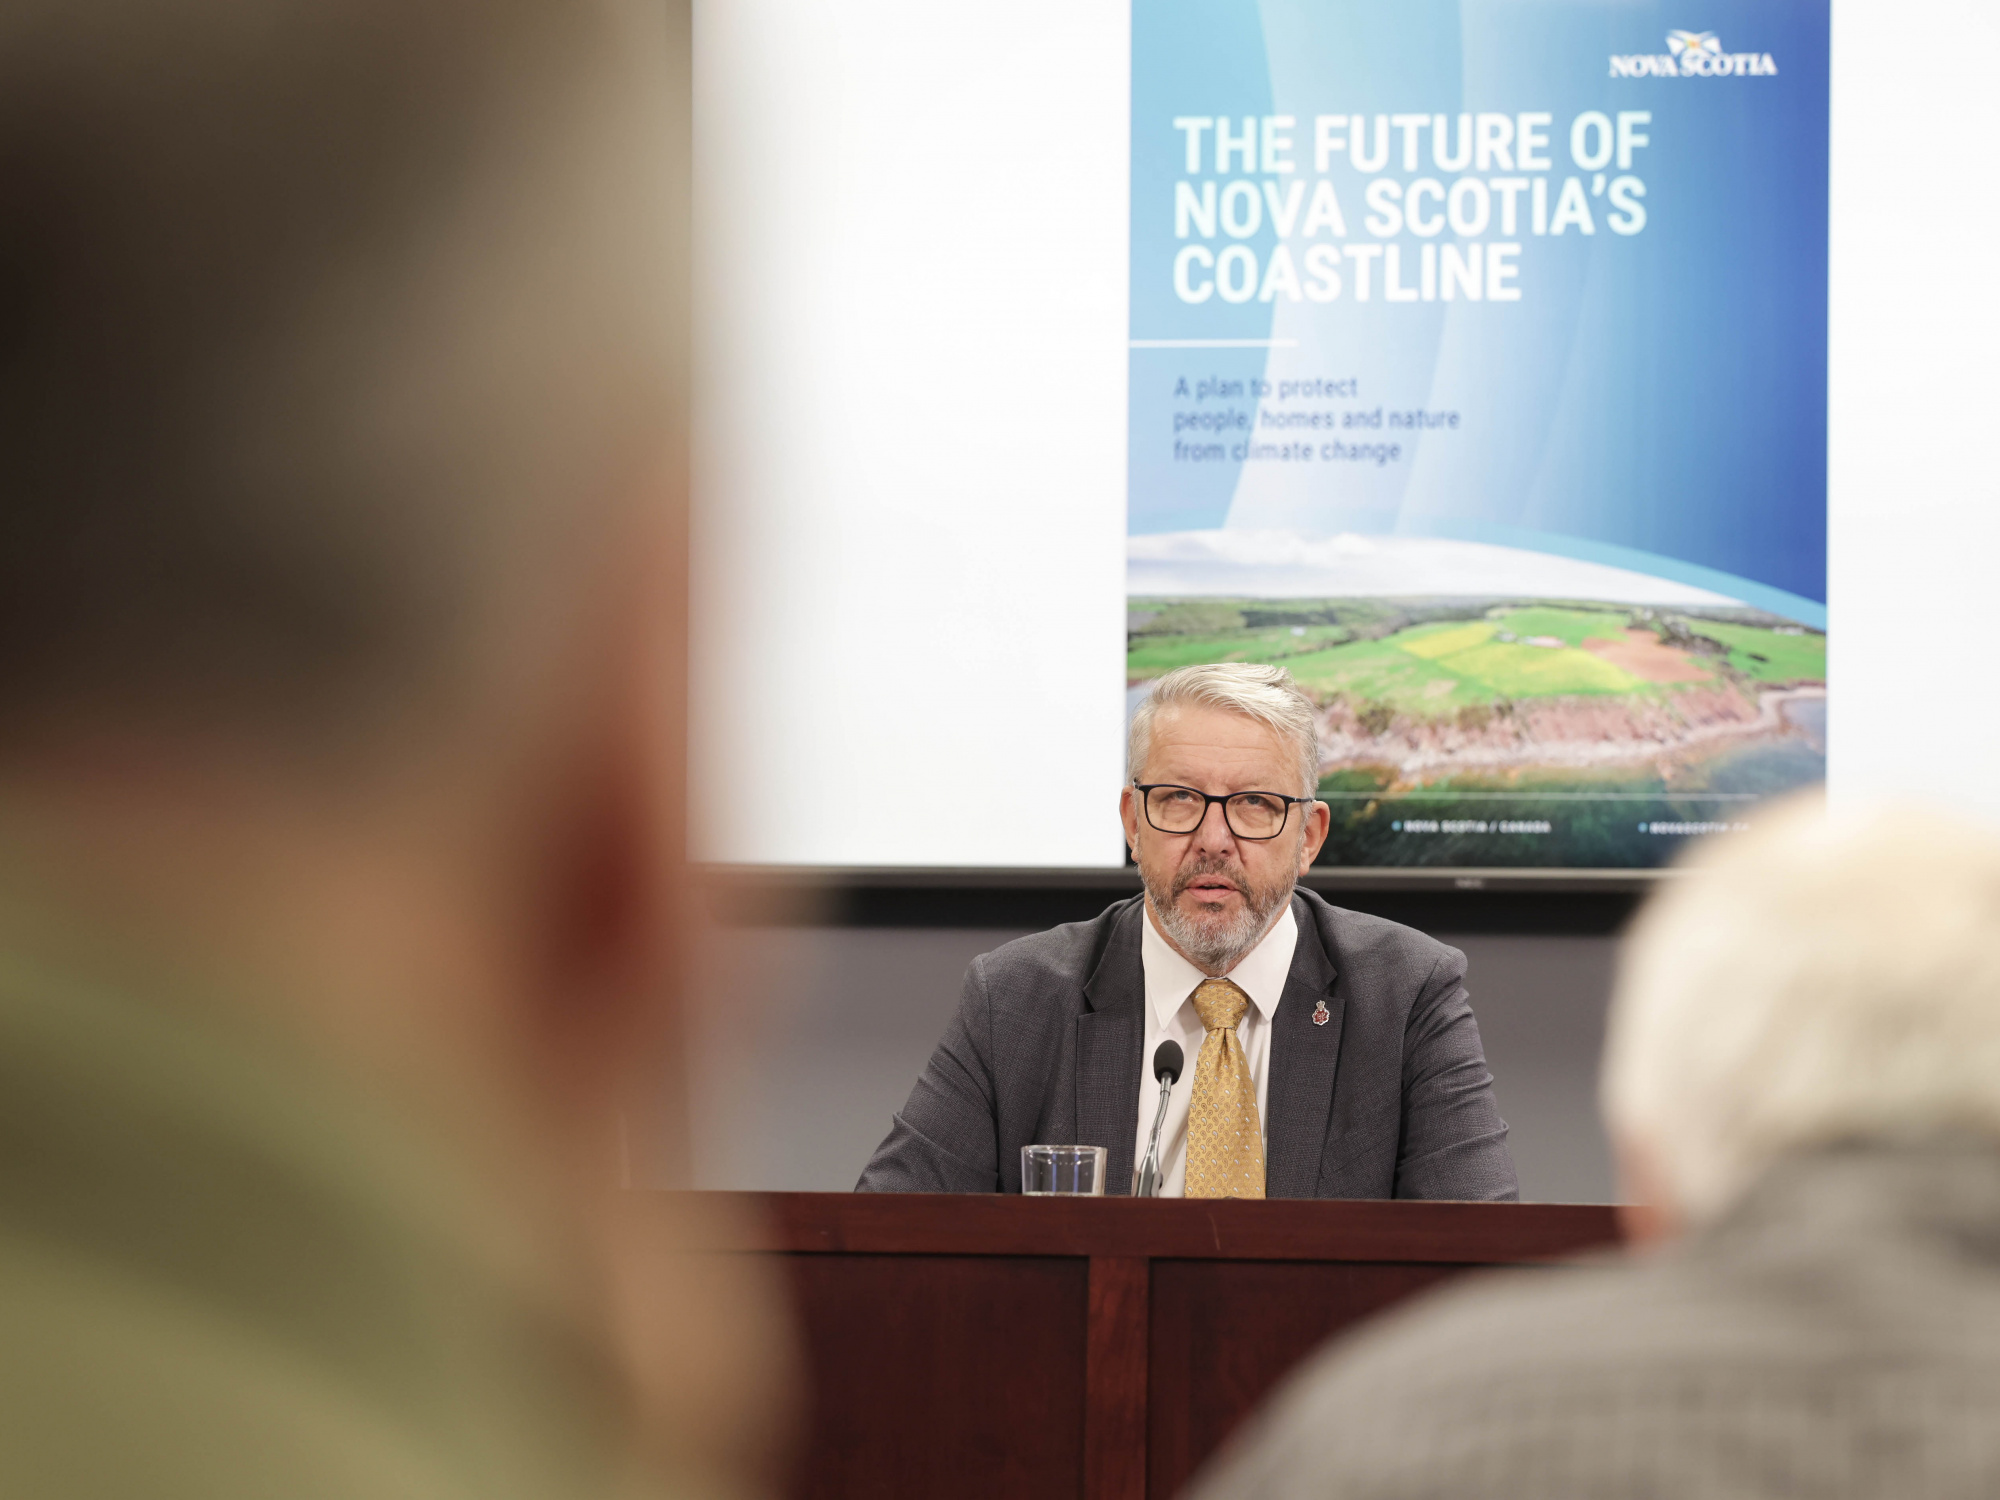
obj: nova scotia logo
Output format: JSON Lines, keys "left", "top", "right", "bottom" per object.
{"left": 1612, "top": 30, "right": 1777, "bottom": 77}
{"left": 1665, "top": 30, "right": 1722, "bottom": 61}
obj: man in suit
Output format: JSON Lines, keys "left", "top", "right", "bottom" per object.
{"left": 1193, "top": 796, "right": 2000, "bottom": 1498}
{"left": 858, "top": 663, "right": 1516, "bottom": 1200}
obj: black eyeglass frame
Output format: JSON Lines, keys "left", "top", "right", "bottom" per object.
{"left": 1130, "top": 781, "right": 1315, "bottom": 841}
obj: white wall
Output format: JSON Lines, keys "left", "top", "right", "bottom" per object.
{"left": 1827, "top": 0, "right": 2000, "bottom": 818}
{"left": 691, "top": 0, "right": 1131, "bottom": 867}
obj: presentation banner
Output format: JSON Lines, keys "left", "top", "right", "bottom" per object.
{"left": 1127, "top": 0, "right": 1828, "bottom": 869}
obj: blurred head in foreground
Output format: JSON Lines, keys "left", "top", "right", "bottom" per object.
{"left": 0, "top": 1, "right": 781, "bottom": 1495}
{"left": 1604, "top": 796, "right": 2000, "bottom": 1234}
{"left": 1191, "top": 795, "right": 2000, "bottom": 1500}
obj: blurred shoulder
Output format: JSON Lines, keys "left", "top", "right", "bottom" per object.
{"left": 1190, "top": 1249, "right": 1714, "bottom": 1499}
{"left": 1294, "top": 1249, "right": 1663, "bottom": 1393}
{"left": 0, "top": 1231, "right": 425, "bottom": 1495}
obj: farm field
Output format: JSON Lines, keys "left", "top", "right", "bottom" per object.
{"left": 1127, "top": 596, "right": 1827, "bottom": 869}
{"left": 1129, "top": 602, "right": 1822, "bottom": 711}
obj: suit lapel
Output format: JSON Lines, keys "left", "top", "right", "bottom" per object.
{"left": 1076, "top": 900, "right": 1146, "bottom": 1196}
{"left": 1263, "top": 895, "right": 1345, "bottom": 1198}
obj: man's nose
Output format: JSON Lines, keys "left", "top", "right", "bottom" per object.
{"left": 1191, "top": 797, "right": 1238, "bottom": 850}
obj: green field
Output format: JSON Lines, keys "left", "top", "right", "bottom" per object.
{"left": 1125, "top": 595, "right": 1825, "bottom": 869}
{"left": 1691, "top": 620, "right": 1828, "bottom": 682}
{"left": 1128, "top": 599, "right": 1824, "bottom": 714}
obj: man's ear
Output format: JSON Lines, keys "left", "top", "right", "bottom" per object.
{"left": 1296, "top": 799, "right": 1331, "bottom": 874}
{"left": 1119, "top": 783, "right": 1141, "bottom": 859}
{"left": 527, "top": 503, "right": 686, "bottom": 1171}
{"left": 1613, "top": 1131, "right": 1685, "bottom": 1247}
{"left": 545, "top": 672, "right": 668, "bottom": 1064}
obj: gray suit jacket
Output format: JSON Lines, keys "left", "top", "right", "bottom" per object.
{"left": 1192, "top": 1141, "right": 2000, "bottom": 1499}
{"left": 856, "top": 890, "right": 1517, "bottom": 1200}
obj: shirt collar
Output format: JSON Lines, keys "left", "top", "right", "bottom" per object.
{"left": 1140, "top": 896, "right": 1299, "bottom": 1030}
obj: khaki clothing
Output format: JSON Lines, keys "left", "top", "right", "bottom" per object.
{"left": 0, "top": 933, "right": 651, "bottom": 1499}
{"left": 1194, "top": 1142, "right": 2000, "bottom": 1499}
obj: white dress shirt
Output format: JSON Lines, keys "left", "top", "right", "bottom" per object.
{"left": 1132, "top": 900, "right": 1299, "bottom": 1197}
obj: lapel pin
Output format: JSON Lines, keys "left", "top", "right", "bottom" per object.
{"left": 1312, "top": 999, "right": 1331, "bottom": 1027}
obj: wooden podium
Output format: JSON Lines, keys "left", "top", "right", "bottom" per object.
{"left": 675, "top": 1192, "right": 1620, "bottom": 1499}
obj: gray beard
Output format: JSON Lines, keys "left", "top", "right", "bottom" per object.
{"left": 1143, "top": 853, "right": 1296, "bottom": 974}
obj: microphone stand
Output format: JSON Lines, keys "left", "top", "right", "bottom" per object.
{"left": 1135, "top": 1072, "right": 1174, "bottom": 1198}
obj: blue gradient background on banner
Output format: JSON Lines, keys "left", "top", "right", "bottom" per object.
{"left": 1128, "top": 0, "right": 1828, "bottom": 624}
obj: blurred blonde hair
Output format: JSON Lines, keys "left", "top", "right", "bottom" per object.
{"left": 1602, "top": 794, "right": 2000, "bottom": 1222}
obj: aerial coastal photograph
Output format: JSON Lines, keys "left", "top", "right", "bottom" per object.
{"left": 1127, "top": 594, "right": 1826, "bottom": 868}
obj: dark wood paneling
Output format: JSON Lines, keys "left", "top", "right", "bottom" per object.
{"left": 1086, "top": 1257, "right": 1149, "bottom": 1500}
{"left": 784, "top": 1253, "right": 1088, "bottom": 1500}
{"left": 653, "top": 1194, "right": 1623, "bottom": 1499}
{"left": 682, "top": 1190, "right": 1619, "bottom": 1265}
{"left": 1146, "top": 1259, "right": 1466, "bottom": 1498}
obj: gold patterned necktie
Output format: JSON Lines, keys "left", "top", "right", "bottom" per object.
{"left": 1184, "top": 978, "right": 1265, "bottom": 1199}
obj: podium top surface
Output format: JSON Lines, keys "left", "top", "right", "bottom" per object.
{"left": 656, "top": 1191, "right": 1622, "bottom": 1264}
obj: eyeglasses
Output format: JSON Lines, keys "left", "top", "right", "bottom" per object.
{"left": 1132, "top": 782, "right": 1312, "bottom": 841}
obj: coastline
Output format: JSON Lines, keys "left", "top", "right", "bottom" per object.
{"left": 1316, "top": 685, "right": 1827, "bottom": 785}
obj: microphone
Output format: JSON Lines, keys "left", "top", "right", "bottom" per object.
{"left": 1134, "top": 1040, "right": 1185, "bottom": 1198}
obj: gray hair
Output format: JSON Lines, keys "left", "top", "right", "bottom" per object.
{"left": 1127, "top": 663, "right": 1321, "bottom": 796}
{"left": 1602, "top": 795, "right": 2000, "bottom": 1224}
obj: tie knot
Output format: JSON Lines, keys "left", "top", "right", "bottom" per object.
{"left": 1192, "top": 978, "right": 1249, "bottom": 1033}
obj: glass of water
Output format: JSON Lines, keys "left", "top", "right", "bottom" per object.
{"left": 1021, "top": 1144, "right": 1107, "bottom": 1195}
